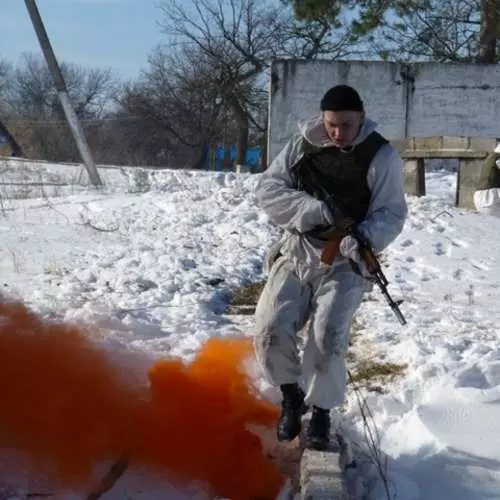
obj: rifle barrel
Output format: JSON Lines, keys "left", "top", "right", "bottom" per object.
{"left": 377, "top": 281, "right": 407, "bottom": 325}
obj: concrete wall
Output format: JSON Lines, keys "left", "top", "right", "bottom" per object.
{"left": 268, "top": 60, "right": 500, "bottom": 162}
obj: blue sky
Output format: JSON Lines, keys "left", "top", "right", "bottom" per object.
{"left": 2, "top": 0, "right": 165, "bottom": 80}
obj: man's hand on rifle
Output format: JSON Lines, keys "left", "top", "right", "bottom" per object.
{"left": 339, "top": 235, "right": 372, "bottom": 278}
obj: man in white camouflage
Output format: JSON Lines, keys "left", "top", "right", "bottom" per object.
{"left": 473, "top": 143, "right": 500, "bottom": 217}
{"left": 253, "top": 85, "right": 408, "bottom": 450}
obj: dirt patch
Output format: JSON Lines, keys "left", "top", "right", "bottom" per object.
{"left": 347, "top": 317, "right": 407, "bottom": 394}
{"left": 227, "top": 280, "right": 266, "bottom": 315}
{"left": 349, "top": 358, "right": 408, "bottom": 394}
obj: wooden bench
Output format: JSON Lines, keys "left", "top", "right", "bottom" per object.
{"left": 391, "top": 137, "right": 497, "bottom": 209}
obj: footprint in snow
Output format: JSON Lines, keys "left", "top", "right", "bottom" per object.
{"left": 416, "top": 267, "right": 441, "bottom": 282}
{"left": 409, "top": 221, "right": 425, "bottom": 231}
{"left": 469, "top": 259, "right": 490, "bottom": 271}
{"left": 434, "top": 242, "right": 446, "bottom": 256}
{"left": 447, "top": 237, "right": 469, "bottom": 249}
{"left": 400, "top": 239, "right": 414, "bottom": 248}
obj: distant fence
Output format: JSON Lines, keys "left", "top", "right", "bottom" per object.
{"left": 0, "top": 144, "right": 265, "bottom": 173}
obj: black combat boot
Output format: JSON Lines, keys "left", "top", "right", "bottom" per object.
{"left": 305, "top": 406, "right": 331, "bottom": 451}
{"left": 277, "top": 383, "right": 306, "bottom": 442}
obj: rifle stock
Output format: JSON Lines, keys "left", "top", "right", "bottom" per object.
{"left": 318, "top": 217, "right": 356, "bottom": 266}
{"left": 320, "top": 236, "right": 342, "bottom": 266}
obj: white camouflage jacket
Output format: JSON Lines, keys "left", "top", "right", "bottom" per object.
{"left": 255, "top": 115, "right": 408, "bottom": 280}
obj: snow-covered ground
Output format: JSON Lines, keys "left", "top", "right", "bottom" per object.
{"left": 0, "top": 158, "right": 499, "bottom": 499}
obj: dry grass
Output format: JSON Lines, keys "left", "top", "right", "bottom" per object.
{"left": 348, "top": 317, "right": 365, "bottom": 344}
{"left": 230, "top": 280, "right": 266, "bottom": 306}
{"left": 349, "top": 359, "right": 408, "bottom": 394}
{"left": 347, "top": 316, "right": 407, "bottom": 394}
{"left": 227, "top": 280, "right": 266, "bottom": 315}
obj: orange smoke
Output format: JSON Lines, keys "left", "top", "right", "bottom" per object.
{"left": 0, "top": 299, "right": 283, "bottom": 499}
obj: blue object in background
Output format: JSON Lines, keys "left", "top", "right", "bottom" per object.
{"left": 210, "top": 145, "right": 262, "bottom": 171}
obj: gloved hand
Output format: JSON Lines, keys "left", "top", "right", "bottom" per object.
{"left": 339, "top": 235, "right": 361, "bottom": 263}
{"left": 339, "top": 235, "right": 371, "bottom": 278}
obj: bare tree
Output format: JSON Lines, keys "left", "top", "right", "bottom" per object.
{"left": 0, "top": 59, "right": 23, "bottom": 156}
{"left": 477, "top": 0, "right": 500, "bottom": 62}
{"left": 355, "top": 0, "right": 500, "bottom": 62}
{"left": 4, "top": 52, "right": 118, "bottom": 162}
{"left": 158, "top": 0, "right": 355, "bottom": 169}
{"left": 115, "top": 46, "right": 229, "bottom": 168}
{"left": 0, "top": 59, "right": 11, "bottom": 108}
{"left": 6, "top": 53, "right": 117, "bottom": 119}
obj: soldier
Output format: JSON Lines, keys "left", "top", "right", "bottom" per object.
{"left": 253, "top": 85, "right": 408, "bottom": 450}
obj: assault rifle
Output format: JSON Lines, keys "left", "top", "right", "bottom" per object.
{"left": 311, "top": 191, "right": 407, "bottom": 326}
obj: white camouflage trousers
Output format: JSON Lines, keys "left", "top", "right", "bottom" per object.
{"left": 254, "top": 255, "right": 366, "bottom": 409}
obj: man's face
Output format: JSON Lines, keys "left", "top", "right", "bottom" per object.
{"left": 322, "top": 110, "right": 364, "bottom": 148}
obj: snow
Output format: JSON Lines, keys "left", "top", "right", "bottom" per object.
{"left": 0, "top": 157, "right": 500, "bottom": 499}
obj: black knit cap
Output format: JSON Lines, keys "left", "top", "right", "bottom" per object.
{"left": 320, "top": 84, "right": 364, "bottom": 112}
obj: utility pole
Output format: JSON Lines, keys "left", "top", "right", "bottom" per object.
{"left": 24, "top": 0, "right": 102, "bottom": 187}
